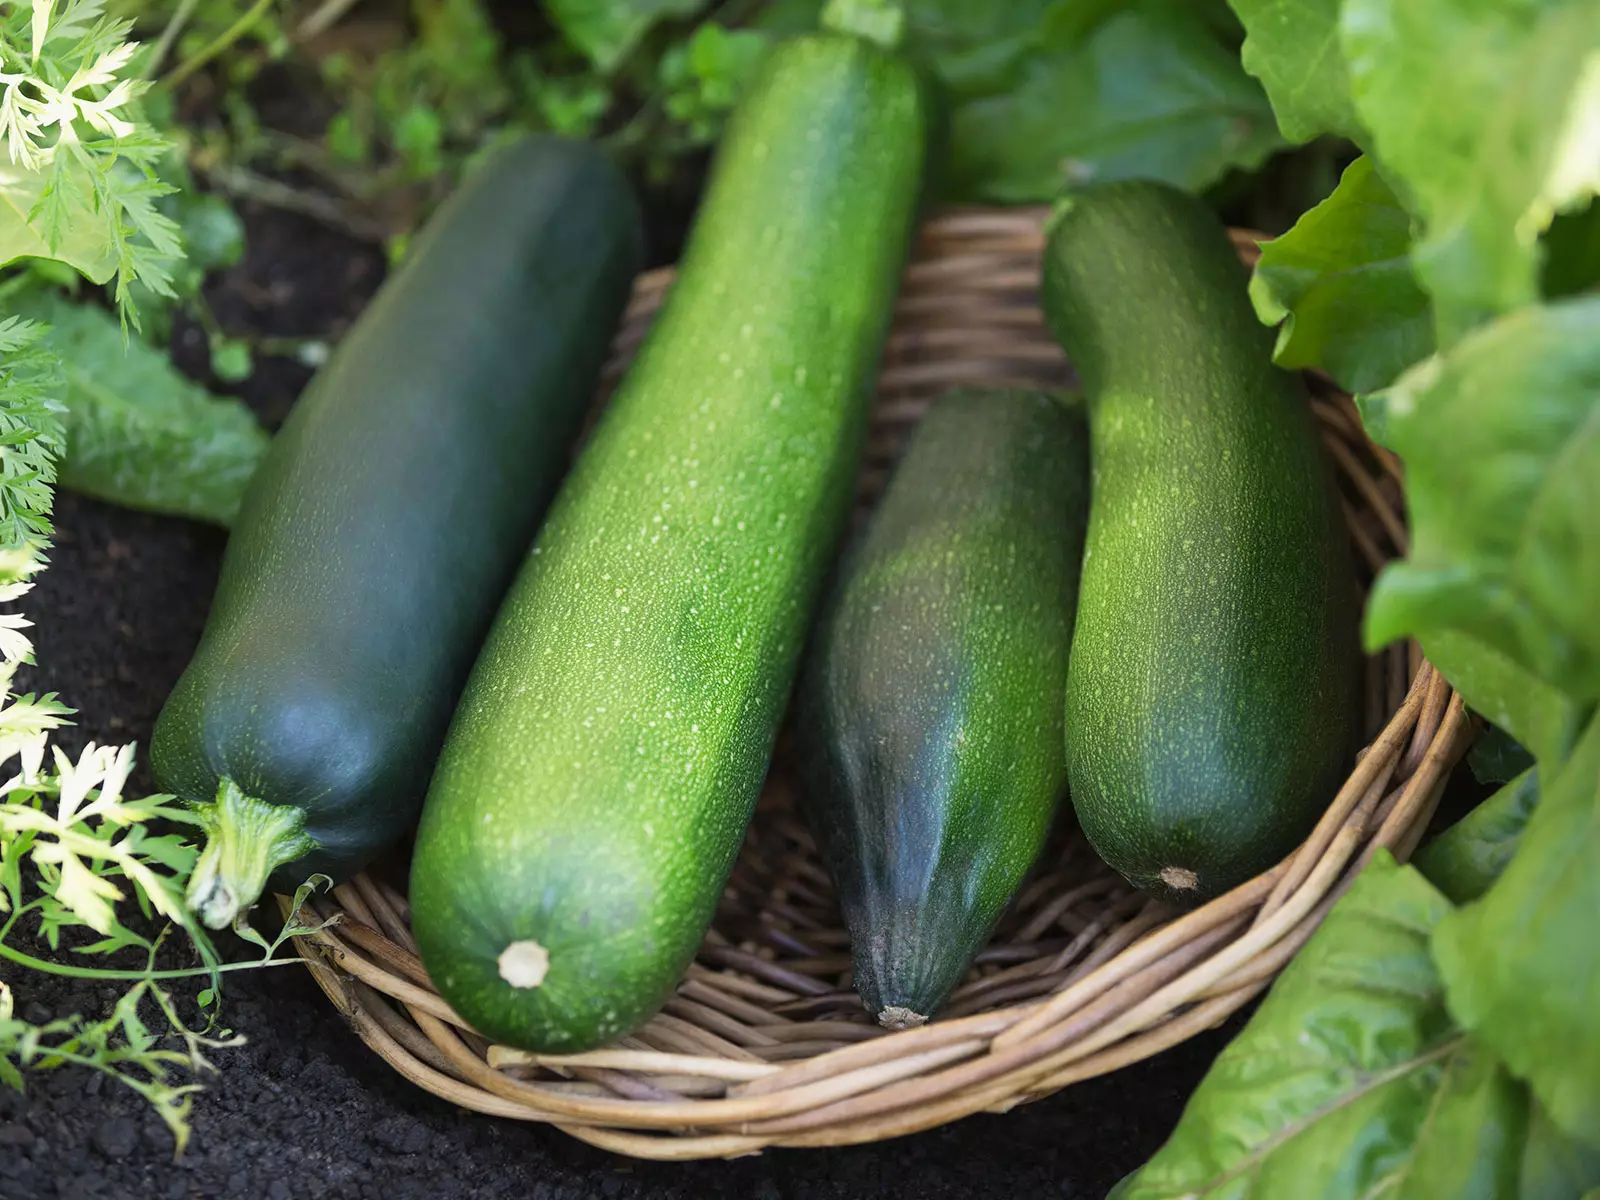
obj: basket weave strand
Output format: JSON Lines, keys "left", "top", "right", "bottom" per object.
{"left": 279, "top": 207, "right": 1472, "bottom": 1160}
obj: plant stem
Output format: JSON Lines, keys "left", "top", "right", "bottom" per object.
{"left": 185, "top": 779, "right": 316, "bottom": 930}
{"left": 157, "top": 0, "right": 278, "bottom": 94}
{"left": 296, "top": 0, "right": 363, "bottom": 42}
{"left": 142, "top": 0, "right": 201, "bottom": 80}
{"left": 0, "top": 939, "right": 302, "bottom": 981}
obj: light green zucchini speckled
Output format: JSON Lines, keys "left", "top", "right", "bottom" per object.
{"left": 1042, "top": 181, "right": 1361, "bottom": 906}
{"left": 408, "top": 31, "right": 932, "bottom": 1052}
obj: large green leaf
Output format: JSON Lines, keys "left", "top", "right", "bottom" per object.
{"left": 0, "top": 160, "right": 119, "bottom": 284}
{"left": 1418, "top": 629, "right": 1586, "bottom": 768}
{"left": 1249, "top": 155, "right": 1432, "bottom": 394}
{"left": 548, "top": 0, "right": 708, "bottom": 72}
{"left": 1433, "top": 712, "right": 1600, "bottom": 1147}
{"left": 1340, "top": 0, "right": 1600, "bottom": 342}
{"left": 1112, "top": 854, "right": 1527, "bottom": 1199}
{"left": 1414, "top": 768, "right": 1539, "bottom": 906}
{"left": 1365, "top": 298, "right": 1600, "bottom": 706}
{"left": 18, "top": 294, "right": 268, "bottom": 527}
{"left": 945, "top": 4, "right": 1282, "bottom": 202}
{"left": 1227, "top": 0, "right": 1364, "bottom": 143}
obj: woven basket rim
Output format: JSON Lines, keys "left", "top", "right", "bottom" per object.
{"left": 278, "top": 205, "right": 1471, "bottom": 1161}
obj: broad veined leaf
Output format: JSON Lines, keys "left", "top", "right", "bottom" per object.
{"left": 1112, "top": 853, "right": 1527, "bottom": 1200}
{"left": 1418, "top": 629, "right": 1587, "bottom": 768}
{"left": 1365, "top": 298, "right": 1600, "bottom": 705}
{"left": 548, "top": 0, "right": 708, "bottom": 73}
{"left": 1250, "top": 155, "right": 1432, "bottom": 394}
{"left": 1433, "top": 711, "right": 1600, "bottom": 1147}
{"left": 1414, "top": 768, "right": 1539, "bottom": 905}
{"left": 903, "top": 0, "right": 1059, "bottom": 98}
{"left": 1227, "top": 0, "right": 1365, "bottom": 143}
{"left": 0, "top": 159, "right": 118, "bottom": 283}
{"left": 16, "top": 294, "right": 268, "bottom": 527}
{"left": 944, "top": 4, "right": 1282, "bottom": 203}
{"left": 1341, "top": 0, "right": 1600, "bottom": 342}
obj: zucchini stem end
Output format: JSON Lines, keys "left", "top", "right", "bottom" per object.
{"left": 185, "top": 778, "right": 316, "bottom": 930}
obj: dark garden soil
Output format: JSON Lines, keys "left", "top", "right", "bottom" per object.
{"left": 0, "top": 201, "right": 1239, "bottom": 1200}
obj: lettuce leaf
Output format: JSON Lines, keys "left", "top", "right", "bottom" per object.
{"left": 1433, "top": 712, "right": 1600, "bottom": 1147}
{"left": 1365, "top": 297, "right": 1600, "bottom": 706}
{"left": 1112, "top": 854, "right": 1527, "bottom": 1200}
{"left": 1249, "top": 155, "right": 1432, "bottom": 393}
{"left": 1414, "top": 768, "right": 1539, "bottom": 905}
{"left": 938, "top": 3, "right": 1283, "bottom": 201}
{"left": 1228, "top": 0, "right": 1364, "bottom": 143}
{"left": 1340, "top": 0, "right": 1600, "bottom": 342}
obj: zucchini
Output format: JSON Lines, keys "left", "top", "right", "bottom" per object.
{"left": 797, "top": 389, "right": 1089, "bottom": 1028}
{"left": 409, "top": 28, "right": 931, "bottom": 1052}
{"left": 151, "top": 136, "right": 643, "bottom": 928}
{"left": 1041, "top": 180, "right": 1361, "bottom": 905}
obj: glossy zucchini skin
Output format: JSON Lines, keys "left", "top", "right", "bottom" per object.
{"left": 798, "top": 389, "right": 1090, "bottom": 1027}
{"left": 409, "top": 33, "right": 932, "bottom": 1053}
{"left": 151, "top": 136, "right": 643, "bottom": 924}
{"left": 1042, "top": 180, "right": 1361, "bottom": 906}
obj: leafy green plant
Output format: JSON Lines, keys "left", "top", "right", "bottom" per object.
{"left": 0, "top": 321, "right": 324, "bottom": 1151}
{"left": 15, "top": 288, "right": 267, "bottom": 525}
{"left": 0, "top": 0, "right": 182, "bottom": 324}
{"left": 0, "top": 2, "right": 321, "bottom": 1153}
{"left": 1116, "top": 0, "right": 1599, "bottom": 1187}
{"left": 1112, "top": 857, "right": 1527, "bottom": 1200}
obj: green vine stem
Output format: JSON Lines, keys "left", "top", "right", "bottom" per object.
{"left": 0, "top": 941, "right": 304, "bottom": 982}
{"left": 185, "top": 779, "right": 316, "bottom": 931}
{"left": 156, "top": 0, "right": 277, "bottom": 93}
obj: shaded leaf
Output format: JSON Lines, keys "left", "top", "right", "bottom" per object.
{"left": 1228, "top": 0, "right": 1364, "bottom": 142}
{"left": 945, "top": 5, "right": 1282, "bottom": 202}
{"left": 1414, "top": 768, "right": 1539, "bottom": 905}
{"left": 1341, "top": 0, "right": 1600, "bottom": 341}
{"left": 1113, "top": 854, "right": 1527, "bottom": 1199}
{"left": 1540, "top": 201, "right": 1600, "bottom": 302}
{"left": 1466, "top": 726, "right": 1536, "bottom": 787}
{"left": 1433, "top": 712, "right": 1600, "bottom": 1147}
{"left": 1523, "top": 1095, "right": 1600, "bottom": 1200}
{"left": 1418, "top": 630, "right": 1587, "bottom": 769}
{"left": 1365, "top": 299, "right": 1600, "bottom": 705}
{"left": 548, "top": 0, "right": 707, "bottom": 72}
{"left": 16, "top": 293, "right": 269, "bottom": 527}
{"left": 1250, "top": 155, "right": 1432, "bottom": 394}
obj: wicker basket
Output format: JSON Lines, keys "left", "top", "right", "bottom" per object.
{"left": 278, "top": 207, "right": 1472, "bottom": 1160}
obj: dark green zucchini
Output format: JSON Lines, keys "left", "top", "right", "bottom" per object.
{"left": 151, "top": 136, "right": 643, "bottom": 928}
{"left": 1042, "top": 180, "right": 1361, "bottom": 905}
{"left": 408, "top": 25, "right": 931, "bottom": 1053}
{"left": 798, "top": 389, "right": 1089, "bottom": 1027}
